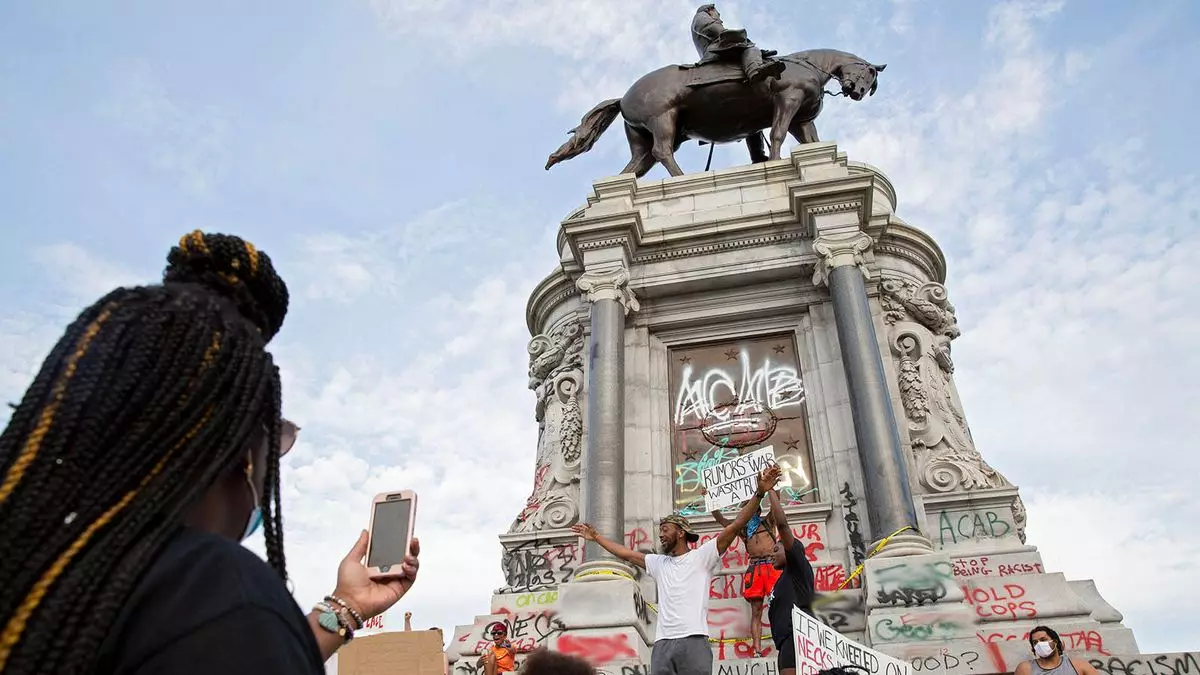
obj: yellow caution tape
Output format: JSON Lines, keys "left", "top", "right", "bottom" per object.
{"left": 709, "top": 633, "right": 773, "bottom": 644}
{"left": 573, "top": 568, "right": 660, "bottom": 615}
{"left": 836, "top": 525, "right": 913, "bottom": 590}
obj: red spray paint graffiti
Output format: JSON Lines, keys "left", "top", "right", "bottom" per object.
{"left": 558, "top": 634, "right": 638, "bottom": 666}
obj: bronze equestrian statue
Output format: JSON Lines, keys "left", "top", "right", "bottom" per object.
{"left": 545, "top": 4, "right": 886, "bottom": 178}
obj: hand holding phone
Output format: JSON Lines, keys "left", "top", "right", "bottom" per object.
{"left": 366, "top": 490, "right": 418, "bottom": 578}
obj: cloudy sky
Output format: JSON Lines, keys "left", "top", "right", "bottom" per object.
{"left": 2, "top": 0, "right": 1197, "bottom": 655}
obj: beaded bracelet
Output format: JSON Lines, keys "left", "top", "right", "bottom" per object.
{"left": 313, "top": 601, "right": 356, "bottom": 642}
{"left": 325, "top": 595, "right": 365, "bottom": 629}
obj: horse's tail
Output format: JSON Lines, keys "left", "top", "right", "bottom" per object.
{"left": 545, "top": 98, "right": 622, "bottom": 170}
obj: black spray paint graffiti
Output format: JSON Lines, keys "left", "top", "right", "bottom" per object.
{"left": 501, "top": 547, "right": 576, "bottom": 592}
{"left": 716, "top": 661, "right": 780, "bottom": 675}
{"left": 908, "top": 651, "right": 982, "bottom": 672}
{"left": 812, "top": 591, "right": 863, "bottom": 632}
{"left": 875, "top": 585, "right": 947, "bottom": 607}
{"left": 874, "top": 560, "right": 953, "bottom": 608}
{"left": 633, "top": 586, "right": 651, "bottom": 625}
{"left": 840, "top": 482, "right": 867, "bottom": 569}
{"left": 497, "top": 612, "right": 567, "bottom": 645}
{"left": 1089, "top": 653, "right": 1200, "bottom": 675}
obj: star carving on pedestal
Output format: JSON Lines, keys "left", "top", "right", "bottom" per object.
{"left": 784, "top": 438, "right": 801, "bottom": 451}
{"left": 773, "top": 344, "right": 787, "bottom": 354}
{"left": 723, "top": 348, "right": 739, "bottom": 361}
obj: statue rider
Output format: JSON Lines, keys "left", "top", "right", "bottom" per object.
{"left": 692, "top": 4, "right": 785, "bottom": 84}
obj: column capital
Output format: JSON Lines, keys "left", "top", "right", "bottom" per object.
{"left": 812, "top": 228, "right": 873, "bottom": 287}
{"left": 576, "top": 267, "right": 640, "bottom": 315}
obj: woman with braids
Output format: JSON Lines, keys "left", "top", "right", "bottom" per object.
{"left": 0, "top": 231, "right": 420, "bottom": 675}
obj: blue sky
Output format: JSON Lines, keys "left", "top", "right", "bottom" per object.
{"left": 2, "top": 0, "right": 1197, "bottom": 656}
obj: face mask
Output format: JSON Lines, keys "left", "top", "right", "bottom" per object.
{"left": 1034, "top": 642, "right": 1055, "bottom": 659}
{"left": 241, "top": 455, "right": 263, "bottom": 541}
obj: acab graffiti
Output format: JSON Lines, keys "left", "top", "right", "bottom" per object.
{"left": 673, "top": 351, "right": 805, "bottom": 428}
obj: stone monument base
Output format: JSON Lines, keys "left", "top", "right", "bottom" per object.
{"left": 443, "top": 145, "right": 1179, "bottom": 675}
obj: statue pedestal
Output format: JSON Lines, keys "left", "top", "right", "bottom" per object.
{"left": 446, "top": 144, "right": 1149, "bottom": 675}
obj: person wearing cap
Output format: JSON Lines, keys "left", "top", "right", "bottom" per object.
{"left": 573, "top": 466, "right": 783, "bottom": 675}
{"left": 477, "top": 622, "right": 516, "bottom": 675}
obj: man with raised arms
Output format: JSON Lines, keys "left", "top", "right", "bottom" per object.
{"left": 764, "top": 483, "right": 816, "bottom": 675}
{"left": 573, "top": 465, "right": 783, "bottom": 675}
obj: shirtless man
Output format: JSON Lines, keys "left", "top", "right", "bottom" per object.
{"left": 705, "top": 488, "right": 778, "bottom": 656}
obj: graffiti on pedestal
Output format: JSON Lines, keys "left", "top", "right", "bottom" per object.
{"left": 669, "top": 336, "right": 818, "bottom": 516}
{"left": 873, "top": 559, "right": 955, "bottom": 607}
{"left": 840, "top": 482, "right": 868, "bottom": 569}
{"left": 935, "top": 508, "right": 1012, "bottom": 546}
{"left": 1089, "top": 653, "right": 1200, "bottom": 675}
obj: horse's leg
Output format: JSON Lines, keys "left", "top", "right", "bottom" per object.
{"left": 747, "top": 132, "right": 769, "bottom": 163}
{"left": 644, "top": 111, "right": 686, "bottom": 177}
{"left": 789, "top": 120, "right": 819, "bottom": 144}
{"left": 620, "top": 123, "right": 657, "bottom": 178}
{"left": 768, "top": 95, "right": 804, "bottom": 160}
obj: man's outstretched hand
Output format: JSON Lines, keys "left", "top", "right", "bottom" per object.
{"left": 571, "top": 523, "right": 598, "bottom": 541}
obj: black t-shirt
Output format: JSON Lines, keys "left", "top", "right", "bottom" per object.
{"left": 95, "top": 527, "right": 324, "bottom": 675}
{"left": 767, "top": 539, "right": 815, "bottom": 649}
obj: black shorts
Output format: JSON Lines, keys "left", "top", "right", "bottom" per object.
{"left": 776, "top": 637, "right": 796, "bottom": 671}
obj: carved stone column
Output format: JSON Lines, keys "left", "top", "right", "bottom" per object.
{"left": 575, "top": 266, "right": 640, "bottom": 571}
{"left": 812, "top": 222, "right": 932, "bottom": 556}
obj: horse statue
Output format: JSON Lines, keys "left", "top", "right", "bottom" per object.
{"left": 545, "top": 48, "right": 886, "bottom": 178}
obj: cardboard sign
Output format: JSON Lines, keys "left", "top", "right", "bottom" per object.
{"left": 793, "top": 608, "right": 911, "bottom": 675}
{"left": 702, "top": 446, "right": 782, "bottom": 512}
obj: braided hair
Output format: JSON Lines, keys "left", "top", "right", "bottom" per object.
{"left": 0, "top": 231, "right": 290, "bottom": 674}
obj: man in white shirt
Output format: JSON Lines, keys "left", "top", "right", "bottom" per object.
{"left": 572, "top": 466, "right": 782, "bottom": 675}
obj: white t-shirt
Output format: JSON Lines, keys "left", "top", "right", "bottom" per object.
{"left": 644, "top": 539, "right": 720, "bottom": 641}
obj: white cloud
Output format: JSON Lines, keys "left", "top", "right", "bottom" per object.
{"left": 32, "top": 243, "right": 144, "bottom": 301}
{"left": 251, "top": 269, "right": 545, "bottom": 638}
{"left": 97, "top": 62, "right": 232, "bottom": 196}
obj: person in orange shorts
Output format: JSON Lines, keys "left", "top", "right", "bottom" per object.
{"left": 478, "top": 623, "right": 516, "bottom": 674}
{"left": 707, "top": 490, "right": 779, "bottom": 657}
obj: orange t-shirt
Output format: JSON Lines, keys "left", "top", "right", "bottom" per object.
{"left": 489, "top": 641, "right": 516, "bottom": 672}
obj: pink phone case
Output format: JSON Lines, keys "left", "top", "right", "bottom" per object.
{"left": 365, "top": 490, "right": 417, "bottom": 578}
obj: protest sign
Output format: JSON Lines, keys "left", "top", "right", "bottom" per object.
{"left": 793, "top": 608, "right": 911, "bottom": 675}
{"left": 702, "top": 446, "right": 783, "bottom": 512}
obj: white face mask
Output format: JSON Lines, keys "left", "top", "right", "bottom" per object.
{"left": 1034, "top": 642, "right": 1055, "bottom": 659}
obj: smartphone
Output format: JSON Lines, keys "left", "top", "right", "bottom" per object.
{"left": 366, "top": 490, "right": 417, "bottom": 578}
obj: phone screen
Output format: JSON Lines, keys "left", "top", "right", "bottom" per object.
{"left": 368, "top": 498, "right": 412, "bottom": 570}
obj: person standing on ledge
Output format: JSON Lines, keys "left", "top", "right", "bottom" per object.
{"left": 573, "top": 466, "right": 783, "bottom": 675}
{"left": 704, "top": 487, "right": 779, "bottom": 657}
{"left": 764, "top": 484, "right": 815, "bottom": 675}
{"left": 1014, "top": 626, "right": 1103, "bottom": 675}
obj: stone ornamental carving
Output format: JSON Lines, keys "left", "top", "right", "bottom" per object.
{"left": 576, "top": 267, "right": 640, "bottom": 314}
{"left": 881, "top": 276, "right": 1027, "bottom": 540}
{"left": 812, "top": 229, "right": 872, "bottom": 287}
{"left": 509, "top": 317, "right": 586, "bottom": 533}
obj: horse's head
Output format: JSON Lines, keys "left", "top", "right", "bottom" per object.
{"left": 838, "top": 62, "right": 886, "bottom": 101}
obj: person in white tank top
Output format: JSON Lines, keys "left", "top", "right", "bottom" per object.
{"left": 572, "top": 466, "right": 783, "bottom": 675}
